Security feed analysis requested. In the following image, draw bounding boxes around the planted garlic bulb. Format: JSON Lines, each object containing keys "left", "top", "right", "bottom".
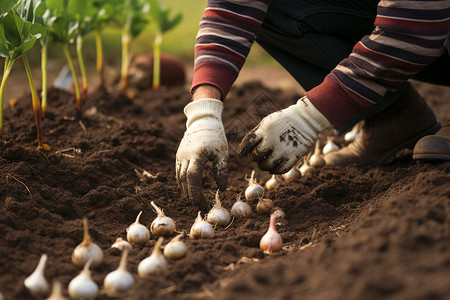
{"left": 68, "top": 259, "right": 98, "bottom": 300}
{"left": 72, "top": 218, "right": 103, "bottom": 268}
{"left": 300, "top": 156, "right": 315, "bottom": 177}
{"left": 190, "top": 211, "right": 214, "bottom": 239}
{"left": 265, "top": 174, "right": 282, "bottom": 190}
{"left": 138, "top": 237, "right": 168, "bottom": 277}
{"left": 245, "top": 170, "right": 264, "bottom": 201}
{"left": 46, "top": 281, "right": 67, "bottom": 300}
{"left": 206, "top": 190, "right": 231, "bottom": 227}
{"left": 111, "top": 237, "right": 132, "bottom": 251}
{"left": 164, "top": 233, "right": 187, "bottom": 260}
{"left": 24, "top": 254, "right": 49, "bottom": 297}
{"left": 127, "top": 211, "right": 150, "bottom": 245}
{"left": 104, "top": 249, "right": 134, "bottom": 295}
{"left": 260, "top": 215, "right": 282, "bottom": 254}
{"left": 271, "top": 207, "right": 285, "bottom": 221}
{"left": 150, "top": 201, "right": 176, "bottom": 237}
{"left": 323, "top": 136, "right": 340, "bottom": 155}
{"left": 309, "top": 141, "right": 325, "bottom": 168}
{"left": 344, "top": 125, "right": 359, "bottom": 142}
{"left": 256, "top": 197, "right": 274, "bottom": 214}
{"left": 230, "top": 193, "right": 251, "bottom": 218}
{"left": 282, "top": 167, "right": 301, "bottom": 182}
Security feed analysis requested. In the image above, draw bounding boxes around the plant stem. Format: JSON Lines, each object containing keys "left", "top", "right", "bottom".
{"left": 41, "top": 45, "right": 48, "bottom": 118}
{"left": 76, "top": 35, "right": 88, "bottom": 102}
{"left": 95, "top": 30, "right": 104, "bottom": 88}
{"left": 121, "top": 27, "right": 130, "bottom": 95}
{"left": 62, "top": 44, "right": 82, "bottom": 112}
{"left": 0, "top": 57, "right": 14, "bottom": 139}
{"left": 152, "top": 33, "right": 162, "bottom": 90}
{"left": 22, "top": 55, "right": 44, "bottom": 149}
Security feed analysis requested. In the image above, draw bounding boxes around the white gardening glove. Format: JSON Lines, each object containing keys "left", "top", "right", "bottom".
{"left": 238, "top": 96, "right": 330, "bottom": 173}
{"left": 176, "top": 98, "right": 228, "bottom": 209}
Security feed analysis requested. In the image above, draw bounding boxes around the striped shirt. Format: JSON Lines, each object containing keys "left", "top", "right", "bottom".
{"left": 191, "top": 0, "right": 450, "bottom": 127}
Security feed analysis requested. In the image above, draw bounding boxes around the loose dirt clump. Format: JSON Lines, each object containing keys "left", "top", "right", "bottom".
{"left": 0, "top": 80, "right": 449, "bottom": 300}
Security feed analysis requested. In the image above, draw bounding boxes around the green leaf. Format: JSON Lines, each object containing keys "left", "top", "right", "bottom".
{"left": 0, "top": 0, "right": 20, "bottom": 14}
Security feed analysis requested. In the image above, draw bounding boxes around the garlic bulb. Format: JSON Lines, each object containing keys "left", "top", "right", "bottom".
{"left": 111, "top": 237, "right": 132, "bottom": 251}
{"left": 256, "top": 197, "right": 274, "bottom": 214}
{"left": 282, "top": 167, "right": 301, "bottom": 182}
{"left": 68, "top": 259, "right": 99, "bottom": 300}
{"left": 72, "top": 218, "right": 103, "bottom": 268}
{"left": 138, "top": 237, "right": 168, "bottom": 277}
{"left": 190, "top": 211, "right": 214, "bottom": 239}
{"left": 126, "top": 211, "right": 150, "bottom": 245}
{"left": 300, "top": 157, "right": 315, "bottom": 177}
{"left": 323, "top": 136, "right": 340, "bottom": 155}
{"left": 271, "top": 207, "right": 285, "bottom": 221}
{"left": 245, "top": 170, "right": 264, "bottom": 201}
{"left": 24, "top": 253, "right": 49, "bottom": 297}
{"left": 164, "top": 233, "right": 187, "bottom": 260}
{"left": 265, "top": 174, "right": 282, "bottom": 190}
{"left": 206, "top": 190, "right": 231, "bottom": 227}
{"left": 150, "top": 201, "right": 176, "bottom": 238}
{"left": 309, "top": 141, "right": 325, "bottom": 168}
{"left": 260, "top": 215, "right": 282, "bottom": 254}
{"left": 46, "top": 281, "right": 68, "bottom": 300}
{"left": 344, "top": 125, "right": 359, "bottom": 142}
{"left": 104, "top": 250, "right": 134, "bottom": 295}
{"left": 230, "top": 193, "right": 251, "bottom": 218}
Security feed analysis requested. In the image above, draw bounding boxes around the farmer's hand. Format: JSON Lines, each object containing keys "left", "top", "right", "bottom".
{"left": 238, "top": 96, "right": 330, "bottom": 173}
{"left": 176, "top": 97, "right": 228, "bottom": 209}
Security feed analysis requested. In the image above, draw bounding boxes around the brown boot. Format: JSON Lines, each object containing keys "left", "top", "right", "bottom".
{"left": 324, "top": 84, "right": 441, "bottom": 167}
{"left": 413, "top": 124, "right": 450, "bottom": 160}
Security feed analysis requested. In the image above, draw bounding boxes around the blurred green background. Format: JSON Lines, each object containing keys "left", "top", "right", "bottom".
{"left": 23, "top": 0, "right": 273, "bottom": 68}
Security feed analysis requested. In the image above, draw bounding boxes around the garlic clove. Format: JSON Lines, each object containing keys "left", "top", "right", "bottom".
{"left": 137, "top": 237, "right": 168, "bottom": 277}
{"left": 344, "top": 125, "right": 359, "bottom": 142}
{"left": 300, "top": 156, "right": 315, "bottom": 177}
{"left": 309, "top": 141, "right": 326, "bottom": 168}
{"left": 68, "top": 259, "right": 99, "bottom": 300}
{"left": 190, "top": 211, "right": 214, "bottom": 239}
{"left": 256, "top": 197, "right": 274, "bottom": 214}
{"left": 245, "top": 170, "right": 264, "bottom": 201}
{"left": 72, "top": 218, "right": 103, "bottom": 269}
{"left": 104, "top": 250, "right": 134, "bottom": 295}
{"left": 46, "top": 281, "right": 68, "bottom": 300}
{"left": 126, "top": 211, "right": 150, "bottom": 245}
{"left": 230, "top": 193, "right": 251, "bottom": 218}
{"left": 164, "top": 233, "right": 188, "bottom": 260}
{"left": 206, "top": 190, "right": 231, "bottom": 227}
{"left": 282, "top": 167, "right": 301, "bottom": 182}
{"left": 265, "top": 174, "right": 281, "bottom": 190}
{"left": 260, "top": 215, "right": 283, "bottom": 254}
{"left": 150, "top": 201, "right": 176, "bottom": 238}
{"left": 111, "top": 237, "right": 133, "bottom": 251}
{"left": 24, "top": 253, "right": 49, "bottom": 297}
{"left": 323, "top": 136, "right": 340, "bottom": 155}
{"left": 271, "top": 207, "right": 286, "bottom": 221}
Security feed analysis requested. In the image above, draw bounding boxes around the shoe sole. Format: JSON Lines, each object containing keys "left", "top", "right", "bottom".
{"left": 364, "top": 122, "right": 441, "bottom": 168}
{"left": 412, "top": 153, "right": 450, "bottom": 160}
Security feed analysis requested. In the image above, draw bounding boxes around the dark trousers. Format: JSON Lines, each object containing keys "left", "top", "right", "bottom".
{"left": 256, "top": 0, "right": 450, "bottom": 131}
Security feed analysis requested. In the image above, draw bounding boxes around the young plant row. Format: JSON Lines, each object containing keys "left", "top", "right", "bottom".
{"left": 0, "top": 0, "right": 182, "bottom": 149}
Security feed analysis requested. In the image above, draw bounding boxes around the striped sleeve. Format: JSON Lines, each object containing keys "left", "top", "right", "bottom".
{"left": 190, "top": 0, "right": 271, "bottom": 99}
{"left": 306, "top": 0, "right": 450, "bottom": 127}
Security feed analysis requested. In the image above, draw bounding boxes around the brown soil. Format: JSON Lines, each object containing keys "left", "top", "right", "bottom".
{"left": 0, "top": 78, "right": 449, "bottom": 300}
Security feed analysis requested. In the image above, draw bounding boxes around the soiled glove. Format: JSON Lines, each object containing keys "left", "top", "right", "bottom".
{"left": 176, "top": 98, "right": 228, "bottom": 209}
{"left": 238, "top": 96, "right": 330, "bottom": 173}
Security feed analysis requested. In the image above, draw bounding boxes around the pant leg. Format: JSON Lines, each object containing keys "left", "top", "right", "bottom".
{"left": 256, "top": 0, "right": 379, "bottom": 91}
{"left": 256, "top": 0, "right": 424, "bottom": 132}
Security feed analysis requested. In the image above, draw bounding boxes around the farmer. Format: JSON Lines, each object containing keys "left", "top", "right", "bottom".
{"left": 176, "top": 0, "right": 450, "bottom": 207}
